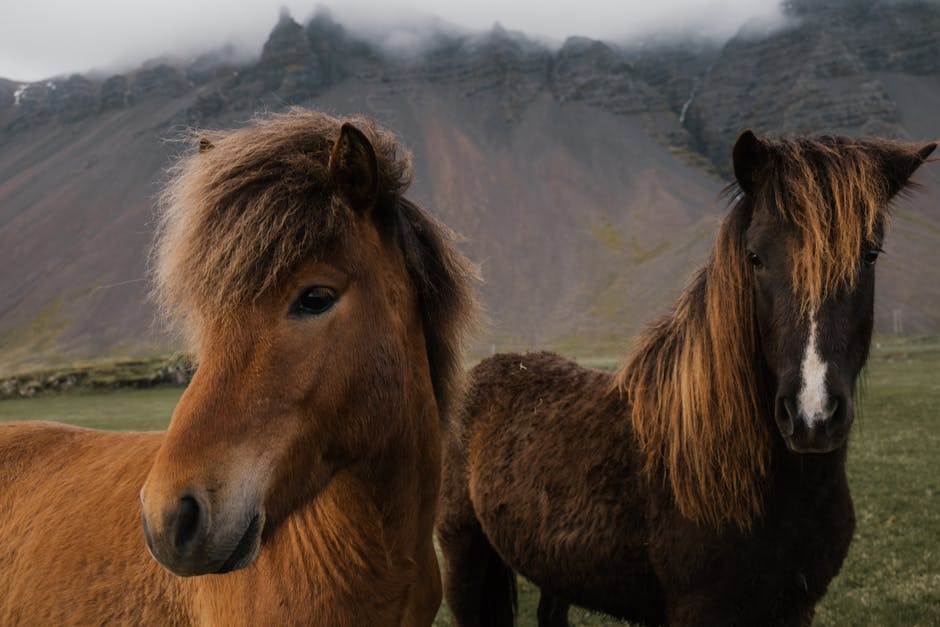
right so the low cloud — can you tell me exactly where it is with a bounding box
[1,1,786,81]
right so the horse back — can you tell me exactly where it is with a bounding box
[455,352,665,624]
[0,420,160,502]
[0,421,87,480]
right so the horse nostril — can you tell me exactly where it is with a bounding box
[774,397,797,437]
[173,496,202,556]
[825,398,849,436]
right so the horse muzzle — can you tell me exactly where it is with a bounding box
[140,490,264,577]
[774,394,853,454]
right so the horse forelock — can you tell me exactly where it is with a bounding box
[154,110,415,345]
[153,108,477,421]
[756,136,902,313]
[613,194,771,529]
[153,109,413,348]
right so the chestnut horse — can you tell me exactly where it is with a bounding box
[0,110,476,625]
[438,132,935,626]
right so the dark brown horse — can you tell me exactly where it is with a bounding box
[0,110,476,625]
[438,131,935,626]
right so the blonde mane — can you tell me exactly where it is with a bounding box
[616,201,767,529]
[615,135,930,529]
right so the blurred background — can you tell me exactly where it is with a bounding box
[1,0,939,372]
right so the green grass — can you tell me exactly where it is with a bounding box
[1,336,937,625]
[0,387,181,430]
[813,335,940,627]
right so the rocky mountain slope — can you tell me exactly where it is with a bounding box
[1,0,938,372]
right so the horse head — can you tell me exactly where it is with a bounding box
[733,130,935,454]
[139,112,474,577]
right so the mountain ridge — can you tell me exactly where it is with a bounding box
[1,1,938,373]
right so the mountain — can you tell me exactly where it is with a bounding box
[1,1,938,373]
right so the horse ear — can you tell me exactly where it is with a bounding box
[883,141,937,198]
[329,123,379,212]
[732,130,769,196]
[198,137,214,153]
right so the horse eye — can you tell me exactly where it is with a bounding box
[863,247,881,267]
[292,287,337,316]
[747,251,764,269]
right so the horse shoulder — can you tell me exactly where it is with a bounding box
[462,353,651,592]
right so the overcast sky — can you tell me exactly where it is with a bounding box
[1,1,786,82]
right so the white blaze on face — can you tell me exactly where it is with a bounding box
[797,314,829,424]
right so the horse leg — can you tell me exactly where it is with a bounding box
[438,517,514,627]
[438,432,517,627]
[537,593,570,627]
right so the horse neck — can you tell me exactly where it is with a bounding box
[767,417,849,484]
[618,258,783,528]
[277,345,442,580]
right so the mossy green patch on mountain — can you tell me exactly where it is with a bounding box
[588,220,625,254]
[628,236,668,265]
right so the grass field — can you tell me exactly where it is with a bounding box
[1,336,937,626]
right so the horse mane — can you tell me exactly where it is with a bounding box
[614,135,930,529]
[390,196,479,419]
[615,198,768,530]
[153,108,476,421]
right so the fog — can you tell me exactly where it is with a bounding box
[1,1,786,82]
